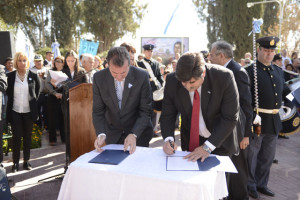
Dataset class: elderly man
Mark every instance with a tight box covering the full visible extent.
[81,53,96,83]
[31,54,49,129]
[210,40,253,200]
[93,47,153,154]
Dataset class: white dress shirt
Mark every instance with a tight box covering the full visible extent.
[13,73,30,113]
[98,78,125,137]
[165,87,216,151]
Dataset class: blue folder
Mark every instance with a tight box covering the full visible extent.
[88,150,130,165]
[166,156,220,171]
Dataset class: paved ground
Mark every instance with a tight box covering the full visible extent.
[2,130,300,200]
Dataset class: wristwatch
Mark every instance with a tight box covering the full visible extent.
[202,144,212,154]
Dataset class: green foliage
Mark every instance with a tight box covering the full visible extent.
[51,0,79,49]
[2,124,43,153]
[82,0,147,52]
[0,0,145,53]
[192,0,280,60]
[35,47,69,58]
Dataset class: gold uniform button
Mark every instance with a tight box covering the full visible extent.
[264,68,266,71]
[276,103,278,105]
[271,75,273,78]
[275,93,277,96]
[274,84,276,87]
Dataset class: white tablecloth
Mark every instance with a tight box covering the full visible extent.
[58,144,228,200]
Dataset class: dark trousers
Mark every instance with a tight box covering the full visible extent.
[47,94,65,143]
[247,133,277,190]
[228,148,249,200]
[11,111,33,164]
[37,93,48,128]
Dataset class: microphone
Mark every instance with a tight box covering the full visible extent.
[55,65,100,91]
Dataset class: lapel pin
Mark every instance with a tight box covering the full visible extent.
[208,91,211,94]
[128,83,132,88]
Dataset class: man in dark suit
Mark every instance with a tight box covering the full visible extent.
[246,36,291,199]
[161,52,239,162]
[210,41,253,200]
[93,47,153,154]
[0,65,7,168]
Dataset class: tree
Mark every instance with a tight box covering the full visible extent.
[51,0,80,49]
[0,0,52,49]
[265,2,300,52]
[82,0,147,52]
[192,0,281,59]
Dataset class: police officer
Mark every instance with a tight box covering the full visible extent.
[137,44,164,135]
[137,44,164,93]
[246,36,291,199]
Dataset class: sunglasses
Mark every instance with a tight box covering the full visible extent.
[55,60,63,63]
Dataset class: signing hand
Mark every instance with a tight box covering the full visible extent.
[184,146,209,162]
[124,134,137,154]
[163,141,178,155]
[240,137,249,150]
[94,135,106,152]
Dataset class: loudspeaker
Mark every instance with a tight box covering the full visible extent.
[0,31,15,65]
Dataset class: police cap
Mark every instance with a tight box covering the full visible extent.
[143,44,155,50]
[256,36,279,49]
[273,53,282,61]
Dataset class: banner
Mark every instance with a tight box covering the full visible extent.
[78,39,99,57]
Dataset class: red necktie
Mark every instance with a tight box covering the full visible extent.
[189,90,200,152]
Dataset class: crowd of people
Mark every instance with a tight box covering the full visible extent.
[0,35,299,200]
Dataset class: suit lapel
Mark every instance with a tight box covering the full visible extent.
[106,70,120,110]
[121,67,134,110]
[201,66,212,117]
[179,83,192,118]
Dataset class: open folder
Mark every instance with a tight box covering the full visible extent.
[89,150,130,165]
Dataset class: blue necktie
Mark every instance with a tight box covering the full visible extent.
[115,81,122,109]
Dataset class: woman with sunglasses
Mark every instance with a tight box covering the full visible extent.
[45,56,66,146]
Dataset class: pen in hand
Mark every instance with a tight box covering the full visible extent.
[169,140,175,153]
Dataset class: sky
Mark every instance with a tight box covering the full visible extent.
[116,0,208,54]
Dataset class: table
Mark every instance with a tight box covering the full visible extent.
[58,144,228,200]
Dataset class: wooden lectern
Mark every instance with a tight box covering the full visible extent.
[69,83,96,162]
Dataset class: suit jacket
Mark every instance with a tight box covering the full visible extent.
[161,64,240,155]
[246,61,290,135]
[0,65,7,121]
[6,70,40,123]
[227,60,253,142]
[92,66,153,146]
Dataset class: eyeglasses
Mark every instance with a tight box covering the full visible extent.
[55,60,63,63]
[245,62,250,64]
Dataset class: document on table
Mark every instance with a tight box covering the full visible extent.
[49,70,68,85]
[166,155,237,173]
[88,149,130,165]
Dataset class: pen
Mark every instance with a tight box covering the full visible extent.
[168,140,175,153]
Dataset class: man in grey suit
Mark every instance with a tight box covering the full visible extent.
[210,41,253,200]
[161,52,239,161]
[93,47,153,154]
